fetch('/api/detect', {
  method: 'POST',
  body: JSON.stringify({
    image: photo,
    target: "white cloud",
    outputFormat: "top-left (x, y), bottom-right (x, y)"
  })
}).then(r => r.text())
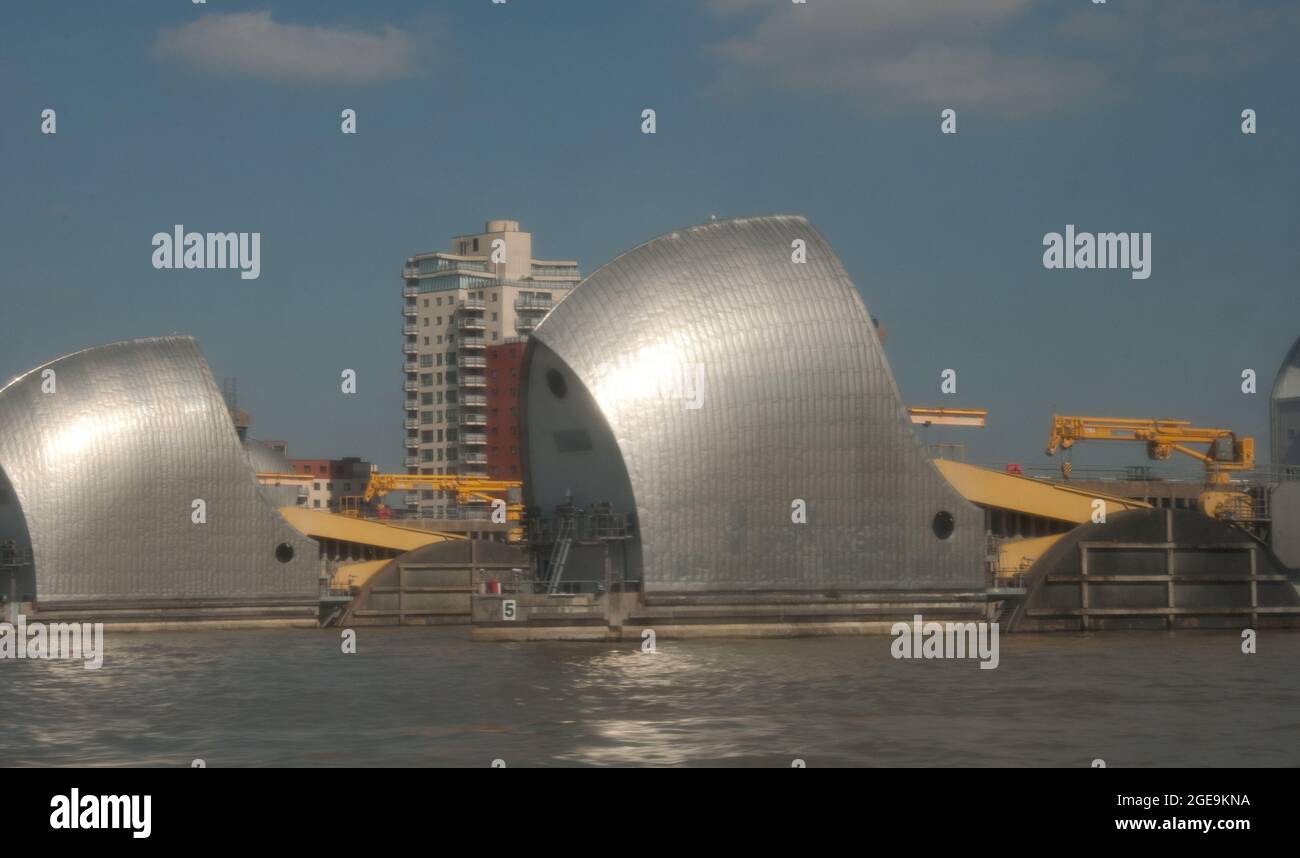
top-left (704, 0), bottom-right (1299, 118)
top-left (152, 12), bottom-right (429, 85)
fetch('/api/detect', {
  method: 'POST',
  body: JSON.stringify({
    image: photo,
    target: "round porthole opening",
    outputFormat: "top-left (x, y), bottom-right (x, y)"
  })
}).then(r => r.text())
top-left (275, 543), bottom-right (295, 564)
top-left (932, 511), bottom-right (955, 540)
top-left (546, 369), bottom-right (567, 399)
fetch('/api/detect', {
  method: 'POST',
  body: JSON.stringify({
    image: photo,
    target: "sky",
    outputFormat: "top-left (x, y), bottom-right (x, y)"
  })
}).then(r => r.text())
top-left (2, 0), bottom-right (1298, 475)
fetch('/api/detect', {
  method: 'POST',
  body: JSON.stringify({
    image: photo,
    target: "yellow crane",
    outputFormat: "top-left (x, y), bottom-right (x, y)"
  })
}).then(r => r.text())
top-left (1045, 415), bottom-right (1255, 485)
top-left (342, 468), bottom-right (525, 539)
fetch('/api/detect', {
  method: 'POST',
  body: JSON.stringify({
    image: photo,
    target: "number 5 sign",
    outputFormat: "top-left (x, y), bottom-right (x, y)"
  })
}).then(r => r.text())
top-left (502, 599), bottom-right (517, 621)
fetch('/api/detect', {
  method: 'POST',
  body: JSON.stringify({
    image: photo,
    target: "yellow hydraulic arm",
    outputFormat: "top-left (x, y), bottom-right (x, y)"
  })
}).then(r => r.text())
top-left (361, 469), bottom-right (523, 519)
top-left (1045, 415), bottom-right (1255, 484)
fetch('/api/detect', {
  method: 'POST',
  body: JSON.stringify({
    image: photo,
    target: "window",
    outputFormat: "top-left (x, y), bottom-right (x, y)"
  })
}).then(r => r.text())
top-left (423, 337), bottom-right (429, 346)
top-left (313, 499), bottom-right (321, 508)
top-left (420, 354), bottom-right (433, 368)
top-left (421, 393), bottom-right (433, 405)
top-left (491, 312), bottom-right (498, 321)
top-left (423, 298), bottom-right (429, 307)
top-left (473, 238), bottom-right (479, 252)
top-left (437, 429), bottom-right (444, 442)
top-left (436, 391), bottom-right (444, 404)
top-left (422, 431), bottom-right (433, 442)
top-left (420, 373), bottom-right (434, 385)
top-left (436, 354), bottom-right (443, 366)
top-left (436, 316), bottom-right (442, 325)
top-left (436, 335), bottom-right (443, 345)
top-left (313, 482), bottom-right (321, 490)
top-left (319, 465), bottom-right (327, 473)
top-left (421, 411), bottom-right (433, 424)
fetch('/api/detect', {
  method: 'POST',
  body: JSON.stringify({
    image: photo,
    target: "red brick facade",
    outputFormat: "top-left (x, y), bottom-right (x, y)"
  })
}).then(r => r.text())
top-left (485, 342), bottom-right (524, 480)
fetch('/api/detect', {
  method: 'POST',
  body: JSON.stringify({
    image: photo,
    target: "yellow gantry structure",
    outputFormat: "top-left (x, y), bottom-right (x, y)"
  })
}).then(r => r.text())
top-left (277, 507), bottom-right (462, 552)
top-left (1045, 415), bottom-right (1255, 484)
top-left (907, 407), bottom-right (988, 427)
top-left (932, 459), bottom-right (1150, 523)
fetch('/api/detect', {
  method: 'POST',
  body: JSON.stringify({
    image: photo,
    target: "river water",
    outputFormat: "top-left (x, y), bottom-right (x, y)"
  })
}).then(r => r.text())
top-left (1, 628), bottom-right (1296, 767)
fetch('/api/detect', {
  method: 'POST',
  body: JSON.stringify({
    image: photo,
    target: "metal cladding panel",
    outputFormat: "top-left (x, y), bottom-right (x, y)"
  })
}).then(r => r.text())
top-left (0, 337), bottom-right (319, 604)
top-left (526, 215), bottom-right (984, 592)
top-left (1271, 335), bottom-right (1300, 468)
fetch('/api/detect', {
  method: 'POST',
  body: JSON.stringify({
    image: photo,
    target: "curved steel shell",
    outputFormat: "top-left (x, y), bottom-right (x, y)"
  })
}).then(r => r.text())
top-left (523, 215), bottom-right (984, 592)
top-left (0, 336), bottom-right (319, 605)
top-left (1271, 335), bottom-right (1300, 469)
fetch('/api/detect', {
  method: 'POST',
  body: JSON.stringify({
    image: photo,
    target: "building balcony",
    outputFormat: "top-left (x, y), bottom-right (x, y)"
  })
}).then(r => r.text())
top-left (403, 285), bottom-right (418, 298)
top-left (515, 318), bottom-right (537, 333)
top-left (460, 337), bottom-right (485, 349)
top-left (460, 355), bottom-right (486, 368)
top-left (402, 381), bottom-right (418, 392)
top-left (461, 298), bottom-right (486, 311)
top-left (462, 452), bottom-right (488, 465)
top-left (461, 394), bottom-right (487, 407)
top-left (459, 413), bottom-right (487, 426)
top-left (460, 374), bottom-right (486, 388)
top-left (515, 297), bottom-right (553, 312)
top-left (403, 361), bottom-right (419, 373)
top-left (403, 418), bottom-right (419, 430)
top-left (404, 456), bottom-right (419, 468)
top-left (403, 323), bottom-right (419, 336)
top-left (458, 318), bottom-right (486, 332)
top-left (462, 432), bottom-right (487, 445)
top-left (403, 303), bottom-right (417, 317)
top-left (402, 343), bottom-right (419, 355)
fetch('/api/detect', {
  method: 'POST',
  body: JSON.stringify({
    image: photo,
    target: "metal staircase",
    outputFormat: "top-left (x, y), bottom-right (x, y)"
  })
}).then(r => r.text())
top-left (545, 517), bottom-right (576, 594)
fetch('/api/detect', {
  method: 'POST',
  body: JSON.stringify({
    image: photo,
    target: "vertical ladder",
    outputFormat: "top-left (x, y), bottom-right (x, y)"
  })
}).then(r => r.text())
top-left (545, 517), bottom-right (575, 594)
